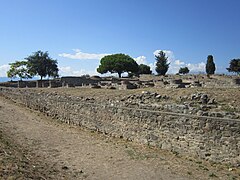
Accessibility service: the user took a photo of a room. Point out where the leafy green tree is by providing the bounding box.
[7,68,16,81]
[138,64,152,74]
[227,59,240,75]
[25,51,59,80]
[206,55,216,77]
[45,58,59,78]
[155,51,170,75]
[179,67,190,74]
[97,53,139,78]
[7,61,32,81]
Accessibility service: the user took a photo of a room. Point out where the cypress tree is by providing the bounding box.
[155,51,170,75]
[206,55,216,77]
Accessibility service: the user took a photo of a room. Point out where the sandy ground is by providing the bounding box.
[0,96,239,180]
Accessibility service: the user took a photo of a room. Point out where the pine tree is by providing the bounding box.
[155,51,170,75]
[227,59,240,75]
[206,55,216,77]
[179,67,190,74]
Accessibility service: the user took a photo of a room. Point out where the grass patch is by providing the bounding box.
[209,172,218,178]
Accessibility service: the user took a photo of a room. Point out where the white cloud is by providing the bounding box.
[149,62,156,72]
[59,49,110,60]
[134,56,147,65]
[0,64,10,77]
[186,62,205,73]
[59,66,98,76]
[153,49,205,74]
[175,60,185,66]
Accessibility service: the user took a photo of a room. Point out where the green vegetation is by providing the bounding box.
[178,67,190,74]
[155,51,170,75]
[227,59,240,75]
[138,64,152,75]
[209,172,218,178]
[97,53,139,78]
[25,51,59,80]
[7,61,32,80]
[206,55,216,77]
[7,51,59,81]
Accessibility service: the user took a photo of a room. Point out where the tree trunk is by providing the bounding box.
[118,72,121,78]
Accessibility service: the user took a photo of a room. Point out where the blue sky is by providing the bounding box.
[0,0,240,77]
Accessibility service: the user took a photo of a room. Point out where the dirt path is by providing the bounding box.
[0,96,238,180]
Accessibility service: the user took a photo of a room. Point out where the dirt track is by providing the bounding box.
[0,96,239,179]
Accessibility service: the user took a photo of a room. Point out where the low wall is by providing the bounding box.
[0,87,239,166]
[61,76,98,86]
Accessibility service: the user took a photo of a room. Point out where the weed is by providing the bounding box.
[209,172,217,178]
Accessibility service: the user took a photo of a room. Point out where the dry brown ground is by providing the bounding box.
[0,95,240,179]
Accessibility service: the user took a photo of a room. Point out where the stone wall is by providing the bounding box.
[61,76,99,86]
[0,87,239,166]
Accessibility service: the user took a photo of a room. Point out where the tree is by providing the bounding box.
[179,67,190,74]
[138,64,152,74]
[45,58,59,79]
[227,59,240,75]
[155,51,170,75]
[97,53,139,78]
[206,55,216,77]
[7,61,32,81]
[25,51,59,80]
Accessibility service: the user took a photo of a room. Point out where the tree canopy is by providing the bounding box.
[138,64,152,75]
[25,51,59,80]
[178,67,190,74]
[7,61,32,80]
[97,53,139,78]
[227,59,240,75]
[205,55,216,76]
[155,51,170,75]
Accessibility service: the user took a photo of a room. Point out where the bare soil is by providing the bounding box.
[0,96,239,179]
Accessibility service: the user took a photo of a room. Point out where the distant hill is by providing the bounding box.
[0,77,10,82]
[0,77,42,82]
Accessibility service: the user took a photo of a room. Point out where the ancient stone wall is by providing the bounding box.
[0,87,239,166]
[61,76,98,86]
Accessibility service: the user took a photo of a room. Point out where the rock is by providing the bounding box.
[191,94,197,100]
[200,105,209,111]
[197,110,203,116]
[162,95,169,100]
[161,141,172,150]
[156,94,162,99]
[208,98,216,104]
[62,166,69,170]
[209,112,224,118]
[150,92,158,97]
[171,79,183,84]
[177,84,186,88]
[200,94,208,104]
[91,85,101,88]
[142,91,150,95]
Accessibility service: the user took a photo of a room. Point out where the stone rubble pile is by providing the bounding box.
[117,91,240,119]
[120,91,170,104]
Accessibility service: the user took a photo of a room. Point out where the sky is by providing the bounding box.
[0,0,240,78]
